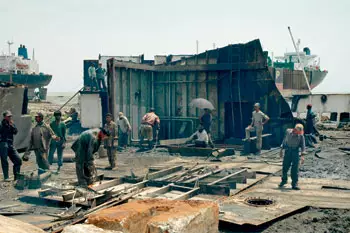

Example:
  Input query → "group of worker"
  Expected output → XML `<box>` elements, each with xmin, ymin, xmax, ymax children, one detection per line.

<box><xmin>88</xmin><ymin>63</ymin><xmax>107</xmax><ymax>91</ymax></box>
<box><xmin>0</xmin><ymin>102</ymin><xmax>317</xmax><ymax>190</ymax></box>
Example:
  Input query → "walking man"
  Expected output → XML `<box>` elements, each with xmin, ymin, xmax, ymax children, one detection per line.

<box><xmin>245</xmin><ymin>103</ymin><xmax>269</xmax><ymax>155</ymax></box>
<box><xmin>48</xmin><ymin>110</ymin><xmax>67</xmax><ymax>172</ymax></box>
<box><xmin>117</xmin><ymin>112</ymin><xmax>131</xmax><ymax>151</ymax></box>
<box><xmin>71</xmin><ymin>128</ymin><xmax>109</xmax><ymax>186</ymax></box>
<box><xmin>88</xmin><ymin>63</ymin><xmax>98</xmax><ymax>91</ymax></box>
<box><xmin>0</xmin><ymin>111</ymin><xmax>22</xmax><ymax>181</ymax></box>
<box><xmin>24</xmin><ymin>112</ymin><xmax>57</xmax><ymax>175</ymax></box>
<box><xmin>139</xmin><ymin>108</ymin><xmax>160</xmax><ymax>149</ymax></box>
<box><xmin>104</xmin><ymin>113</ymin><xmax>118</xmax><ymax>170</ymax></box>
<box><xmin>200</xmin><ymin>108</ymin><xmax>214</xmax><ymax>148</ymax></box>
<box><xmin>96</xmin><ymin>63</ymin><xmax>107</xmax><ymax>91</ymax></box>
<box><xmin>279</xmin><ymin>124</ymin><xmax>306</xmax><ymax>190</ymax></box>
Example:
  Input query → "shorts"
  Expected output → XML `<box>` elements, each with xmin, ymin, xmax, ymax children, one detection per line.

<box><xmin>140</xmin><ymin>124</ymin><xmax>153</xmax><ymax>141</ymax></box>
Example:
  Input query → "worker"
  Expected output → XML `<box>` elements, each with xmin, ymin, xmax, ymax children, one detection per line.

<box><xmin>279</xmin><ymin>124</ymin><xmax>306</xmax><ymax>190</ymax></box>
<box><xmin>117</xmin><ymin>112</ymin><xmax>131</xmax><ymax>151</ymax></box>
<box><xmin>200</xmin><ymin>108</ymin><xmax>214</xmax><ymax>148</ymax></box>
<box><xmin>104</xmin><ymin>113</ymin><xmax>118</xmax><ymax>170</ymax></box>
<box><xmin>0</xmin><ymin>111</ymin><xmax>22</xmax><ymax>181</ymax></box>
<box><xmin>48</xmin><ymin>110</ymin><xmax>67</xmax><ymax>172</ymax></box>
<box><xmin>245</xmin><ymin>103</ymin><xmax>270</xmax><ymax>155</ymax></box>
<box><xmin>139</xmin><ymin>108</ymin><xmax>160</xmax><ymax>149</ymax></box>
<box><xmin>24</xmin><ymin>112</ymin><xmax>57</xmax><ymax>175</ymax></box>
<box><xmin>96</xmin><ymin>63</ymin><xmax>107</xmax><ymax>91</ymax></box>
<box><xmin>71</xmin><ymin>128</ymin><xmax>109</xmax><ymax>186</ymax></box>
<box><xmin>187</xmin><ymin>124</ymin><xmax>209</xmax><ymax>148</ymax></box>
<box><xmin>305</xmin><ymin>104</ymin><xmax>319</xmax><ymax>135</ymax></box>
<box><xmin>88</xmin><ymin>64</ymin><xmax>98</xmax><ymax>91</ymax></box>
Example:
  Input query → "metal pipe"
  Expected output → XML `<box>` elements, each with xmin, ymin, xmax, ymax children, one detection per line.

<box><xmin>168</xmin><ymin>72</ymin><xmax>171</xmax><ymax>139</ymax></box>
<box><xmin>151</xmin><ymin>72</ymin><xmax>154</xmax><ymax>108</ymax></box>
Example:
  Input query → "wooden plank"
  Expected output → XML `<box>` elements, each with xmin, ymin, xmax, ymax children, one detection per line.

<box><xmin>208</xmin><ymin>169</ymin><xmax>247</xmax><ymax>185</ymax></box>
<box><xmin>89</xmin><ymin>178</ymin><xmax>123</xmax><ymax>192</ymax></box>
<box><xmin>184</xmin><ymin>168</ymin><xmax>224</xmax><ymax>183</ymax></box>
<box><xmin>160</xmin><ymin>138</ymin><xmax>189</xmax><ymax>146</ymax></box>
<box><xmin>242</xmin><ymin>133</ymin><xmax>272</xmax><ymax>141</ymax></box>
<box><xmin>173</xmin><ymin>188</ymin><xmax>200</xmax><ymax>200</ymax></box>
<box><xmin>148</xmin><ymin>166</ymin><xmax>183</xmax><ymax>180</ymax></box>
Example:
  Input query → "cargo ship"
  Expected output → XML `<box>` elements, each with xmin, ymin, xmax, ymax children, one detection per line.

<box><xmin>0</xmin><ymin>42</ymin><xmax>52</xmax><ymax>100</ymax></box>
<box><xmin>268</xmin><ymin>47</ymin><xmax>328</xmax><ymax>97</ymax></box>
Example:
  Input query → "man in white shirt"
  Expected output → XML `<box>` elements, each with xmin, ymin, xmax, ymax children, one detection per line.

<box><xmin>88</xmin><ymin>64</ymin><xmax>98</xmax><ymax>91</ymax></box>
<box><xmin>187</xmin><ymin>124</ymin><xmax>209</xmax><ymax>148</ymax></box>
<box><xmin>245</xmin><ymin>103</ymin><xmax>270</xmax><ymax>154</ymax></box>
<box><xmin>117</xmin><ymin>112</ymin><xmax>131</xmax><ymax>151</ymax></box>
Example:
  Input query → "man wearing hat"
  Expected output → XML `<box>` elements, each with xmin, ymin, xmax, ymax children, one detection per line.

<box><xmin>0</xmin><ymin>110</ymin><xmax>22</xmax><ymax>181</ymax></box>
<box><xmin>24</xmin><ymin>112</ymin><xmax>57</xmax><ymax>174</ymax></box>
<box><xmin>71</xmin><ymin>128</ymin><xmax>109</xmax><ymax>186</ymax></box>
<box><xmin>279</xmin><ymin>124</ymin><xmax>307</xmax><ymax>190</ymax></box>
<box><xmin>104</xmin><ymin>113</ymin><xmax>118</xmax><ymax>170</ymax></box>
<box><xmin>117</xmin><ymin>112</ymin><xmax>131</xmax><ymax>151</ymax></box>
<box><xmin>245</xmin><ymin>103</ymin><xmax>270</xmax><ymax>155</ymax></box>
<box><xmin>48</xmin><ymin>110</ymin><xmax>67</xmax><ymax>172</ymax></box>
<box><xmin>139</xmin><ymin>108</ymin><xmax>160</xmax><ymax>149</ymax></box>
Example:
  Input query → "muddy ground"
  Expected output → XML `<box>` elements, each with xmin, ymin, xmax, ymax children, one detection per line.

<box><xmin>263</xmin><ymin>208</ymin><xmax>350</xmax><ymax>233</ymax></box>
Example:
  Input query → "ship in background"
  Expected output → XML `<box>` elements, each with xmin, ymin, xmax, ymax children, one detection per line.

<box><xmin>0</xmin><ymin>41</ymin><xmax>52</xmax><ymax>100</ymax></box>
<box><xmin>268</xmin><ymin>46</ymin><xmax>328</xmax><ymax>98</ymax></box>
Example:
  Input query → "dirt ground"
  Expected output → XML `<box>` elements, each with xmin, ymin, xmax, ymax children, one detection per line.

<box><xmin>263</xmin><ymin>208</ymin><xmax>350</xmax><ymax>233</ymax></box>
<box><xmin>300</xmin><ymin>130</ymin><xmax>350</xmax><ymax>180</ymax></box>
<box><xmin>1</xmin><ymin>101</ymin><xmax>350</xmax><ymax>232</ymax></box>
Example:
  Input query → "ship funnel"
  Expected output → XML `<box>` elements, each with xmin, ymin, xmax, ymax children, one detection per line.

<box><xmin>303</xmin><ymin>47</ymin><xmax>311</xmax><ymax>55</ymax></box>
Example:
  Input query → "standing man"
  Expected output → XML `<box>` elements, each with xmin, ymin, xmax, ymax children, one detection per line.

<box><xmin>104</xmin><ymin>113</ymin><xmax>118</xmax><ymax>170</ymax></box>
<box><xmin>279</xmin><ymin>124</ymin><xmax>306</xmax><ymax>190</ymax></box>
<box><xmin>305</xmin><ymin>104</ymin><xmax>319</xmax><ymax>135</ymax></box>
<box><xmin>88</xmin><ymin>63</ymin><xmax>98</xmax><ymax>91</ymax></box>
<box><xmin>200</xmin><ymin>108</ymin><xmax>214</xmax><ymax>148</ymax></box>
<box><xmin>96</xmin><ymin>63</ymin><xmax>107</xmax><ymax>91</ymax></box>
<box><xmin>48</xmin><ymin>111</ymin><xmax>67</xmax><ymax>172</ymax></box>
<box><xmin>117</xmin><ymin>112</ymin><xmax>131</xmax><ymax>151</ymax></box>
<box><xmin>24</xmin><ymin>112</ymin><xmax>57</xmax><ymax>175</ymax></box>
<box><xmin>71</xmin><ymin>129</ymin><xmax>109</xmax><ymax>186</ymax></box>
<box><xmin>0</xmin><ymin>111</ymin><xmax>22</xmax><ymax>181</ymax></box>
<box><xmin>139</xmin><ymin>108</ymin><xmax>160</xmax><ymax>149</ymax></box>
<box><xmin>245</xmin><ymin>103</ymin><xmax>270</xmax><ymax>155</ymax></box>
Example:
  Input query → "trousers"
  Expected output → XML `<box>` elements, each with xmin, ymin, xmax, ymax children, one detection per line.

<box><xmin>281</xmin><ymin>148</ymin><xmax>300</xmax><ymax>186</ymax></box>
<box><xmin>48</xmin><ymin>140</ymin><xmax>64</xmax><ymax>167</ymax></box>
<box><xmin>34</xmin><ymin>150</ymin><xmax>50</xmax><ymax>175</ymax></box>
<box><xmin>97</xmin><ymin>78</ymin><xmax>106</xmax><ymax>90</ymax></box>
<box><xmin>76</xmin><ymin>161</ymin><xmax>96</xmax><ymax>186</ymax></box>
<box><xmin>245</xmin><ymin>126</ymin><xmax>263</xmax><ymax>151</ymax></box>
<box><xmin>0</xmin><ymin>142</ymin><xmax>22</xmax><ymax>179</ymax></box>
<box><xmin>118</xmin><ymin>132</ymin><xmax>128</xmax><ymax>149</ymax></box>
<box><xmin>106</xmin><ymin>147</ymin><xmax>117</xmax><ymax>168</ymax></box>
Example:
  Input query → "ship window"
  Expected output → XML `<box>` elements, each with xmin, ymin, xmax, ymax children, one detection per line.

<box><xmin>340</xmin><ymin>112</ymin><xmax>350</xmax><ymax>122</ymax></box>
<box><xmin>330</xmin><ymin>112</ymin><xmax>338</xmax><ymax>121</ymax></box>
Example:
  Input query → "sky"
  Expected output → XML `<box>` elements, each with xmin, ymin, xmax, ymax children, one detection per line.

<box><xmin>1</xmin><ymin>0</ymin><xmax>349</xmax><ymax>93</ymax></box>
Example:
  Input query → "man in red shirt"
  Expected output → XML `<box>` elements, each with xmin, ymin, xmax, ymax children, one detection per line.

<box><xmin>139</xmin><ymin>108</ymin><xmax>160</xmax><ymax>149</ymax></box>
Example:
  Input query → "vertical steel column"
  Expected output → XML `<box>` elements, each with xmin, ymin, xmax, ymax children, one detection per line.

<box><xmin>168</xmin><ymin>72</ymin><xmax>171</xmax><ymax>139</ymax></box>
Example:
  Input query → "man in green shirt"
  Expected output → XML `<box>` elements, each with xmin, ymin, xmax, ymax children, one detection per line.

<box><xmin>48</xmin><ymin>110</ymin><xmax>66</xmax><ymax>172</ymax></box>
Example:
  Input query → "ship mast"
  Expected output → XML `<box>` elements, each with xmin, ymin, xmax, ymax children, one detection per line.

<box><xmin>287</xmin><ymin>27</ymin><xmax>311</xmax><ymax>93</ymax></box>
<box><xmin>7</xmin><ymin>40</ymin><xmax>14</xmax><ymax>55</ymax></box>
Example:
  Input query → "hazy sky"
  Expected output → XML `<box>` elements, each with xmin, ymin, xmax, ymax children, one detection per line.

<box><xmin>1</xmin><ymin>0</ymin><xmax>349</xmax><ymax>93</ymax></box>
